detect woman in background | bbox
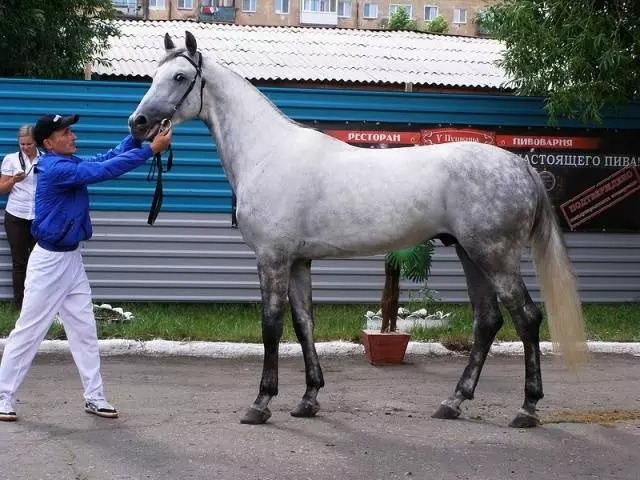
[0,125,40,309]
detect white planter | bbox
[364,309,451,332]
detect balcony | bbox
[199,5,236,23]
[299,10,338,25]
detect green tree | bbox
[0,0,120,79]
[422,15,449,34]
[386,7,418,31]
[479,0,640,124]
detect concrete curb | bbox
[1,339,639,358]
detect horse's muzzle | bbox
[128,113,160,140]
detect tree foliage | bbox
[423,15,449,34]
[0,0,120,79]
[386,7,418,31]
[479,0,640,124]
[385,241,434,284]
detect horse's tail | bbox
[529,167,586,370]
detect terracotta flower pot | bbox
[360,329,410,365]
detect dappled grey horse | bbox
[129,32,586,428]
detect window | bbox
[453,7,467,23]
[303,0,336,12]
[424,5,438,21]
[363,3,378,18]
[112,0,136,7]
[242,0,256,11]
[178,0,193,8]
[276,0,289,13]
[337,0,351,17]
[389,4,412,18]
[149,0,165,7]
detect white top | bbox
[1,151,39,220]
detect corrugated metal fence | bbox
[0,78,638,303]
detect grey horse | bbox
[129,31,586,428]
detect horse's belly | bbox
[296,219,440,259]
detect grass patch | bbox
[0,302,638,343]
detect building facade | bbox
[112,0,493,36]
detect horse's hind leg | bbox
[288,259,324,418]
[240,254,290,425]
[433,244,504,420]
[491,275,544,428]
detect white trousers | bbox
[0,244,106,403]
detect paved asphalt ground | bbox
[1,352,639,480]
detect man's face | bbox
[43,127,77,155]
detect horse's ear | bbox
[164,33,175,51]
[185,31,197,56]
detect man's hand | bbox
[150,129,172,154]
[12,172,26,184]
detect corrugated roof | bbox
[93,20,509,89]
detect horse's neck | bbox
[201,63,297,192]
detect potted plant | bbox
[361,240,434,365]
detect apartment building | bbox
[112,0,493,36]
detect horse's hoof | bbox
[509,410,540,428]
[290,400,320,418]
[431,403,461,420]
[240,406,272,425]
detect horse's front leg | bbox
[288,259,324,418]
[240,254,290,425]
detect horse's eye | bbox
[174,73,185,82]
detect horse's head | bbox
[129,31,205,140]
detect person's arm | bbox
[50,146,153,188]
[49,130,172,188]
[0,154,26,194]
[85,135,144,163]
[0,172,26,194]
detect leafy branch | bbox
[479,0,640,124]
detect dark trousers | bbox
[4,211,36,308]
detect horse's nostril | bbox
[134,114,148,126]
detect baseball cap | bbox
[33,114,79,147]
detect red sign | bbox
[325,130,421,145]
[560,166,640,229]
[421,128,495,145]
[496,135,601,150]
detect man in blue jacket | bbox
[0,114,171,421]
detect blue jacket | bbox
[32,135,154,251]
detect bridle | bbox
[146,51,206,226]
[171,52,206,118]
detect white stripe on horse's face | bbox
[129,51,203,139]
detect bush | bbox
[423,15,448,34]
[387,8,417,31]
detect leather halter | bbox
[147,52,206,226]
[171,52,207,118]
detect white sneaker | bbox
[84,399,118,419]
[0,394,17,422]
